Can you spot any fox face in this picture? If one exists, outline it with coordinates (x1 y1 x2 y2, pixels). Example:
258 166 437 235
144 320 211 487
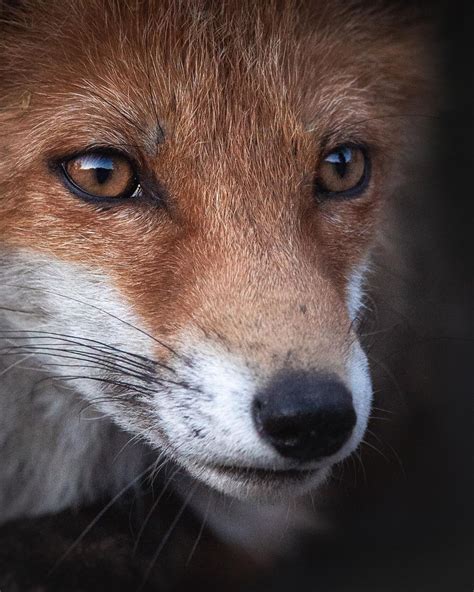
0 1 431 503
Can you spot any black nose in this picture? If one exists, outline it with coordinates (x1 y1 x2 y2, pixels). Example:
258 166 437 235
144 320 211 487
253 372 356 462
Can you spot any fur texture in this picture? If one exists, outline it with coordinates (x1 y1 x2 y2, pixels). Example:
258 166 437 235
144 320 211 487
0 0 433 558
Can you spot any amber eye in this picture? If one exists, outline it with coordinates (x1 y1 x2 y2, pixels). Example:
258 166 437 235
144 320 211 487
316 144 369 199
61 151 139 201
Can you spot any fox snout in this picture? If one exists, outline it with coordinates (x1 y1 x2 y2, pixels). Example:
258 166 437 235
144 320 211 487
152 258 372 500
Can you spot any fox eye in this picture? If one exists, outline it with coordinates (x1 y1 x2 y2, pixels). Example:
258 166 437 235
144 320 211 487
315 144 369 199
61 151 139 201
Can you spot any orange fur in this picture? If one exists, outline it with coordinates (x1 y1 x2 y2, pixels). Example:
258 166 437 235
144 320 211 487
0 0 433 371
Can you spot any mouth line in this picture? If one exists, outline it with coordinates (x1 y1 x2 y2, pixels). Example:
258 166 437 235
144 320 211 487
206 462 319 483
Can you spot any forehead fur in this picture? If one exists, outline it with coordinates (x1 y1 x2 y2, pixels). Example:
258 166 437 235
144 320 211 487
1 0 431 161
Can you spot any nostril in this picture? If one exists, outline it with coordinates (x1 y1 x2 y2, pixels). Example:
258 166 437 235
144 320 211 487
252 372 357 462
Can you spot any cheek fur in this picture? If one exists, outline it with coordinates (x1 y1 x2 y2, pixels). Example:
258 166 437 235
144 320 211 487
0 238 373 503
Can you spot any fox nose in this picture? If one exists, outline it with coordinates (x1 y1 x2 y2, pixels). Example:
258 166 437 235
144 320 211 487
253 372 356 462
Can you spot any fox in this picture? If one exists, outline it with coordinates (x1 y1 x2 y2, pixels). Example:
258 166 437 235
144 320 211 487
0 0 434 570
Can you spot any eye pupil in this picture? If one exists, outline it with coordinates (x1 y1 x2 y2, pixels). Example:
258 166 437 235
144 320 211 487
335 151 349 178
325 147 352 178
95 167 112 185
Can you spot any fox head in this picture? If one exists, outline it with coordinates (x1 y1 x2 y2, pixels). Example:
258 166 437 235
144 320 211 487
0 0 432 501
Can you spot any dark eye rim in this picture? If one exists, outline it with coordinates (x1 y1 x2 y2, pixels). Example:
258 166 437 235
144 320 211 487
314 142 371 202
56 147 141 204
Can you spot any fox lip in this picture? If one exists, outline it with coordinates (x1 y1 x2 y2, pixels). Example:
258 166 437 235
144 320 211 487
204 462 320 484
188 461 327 500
